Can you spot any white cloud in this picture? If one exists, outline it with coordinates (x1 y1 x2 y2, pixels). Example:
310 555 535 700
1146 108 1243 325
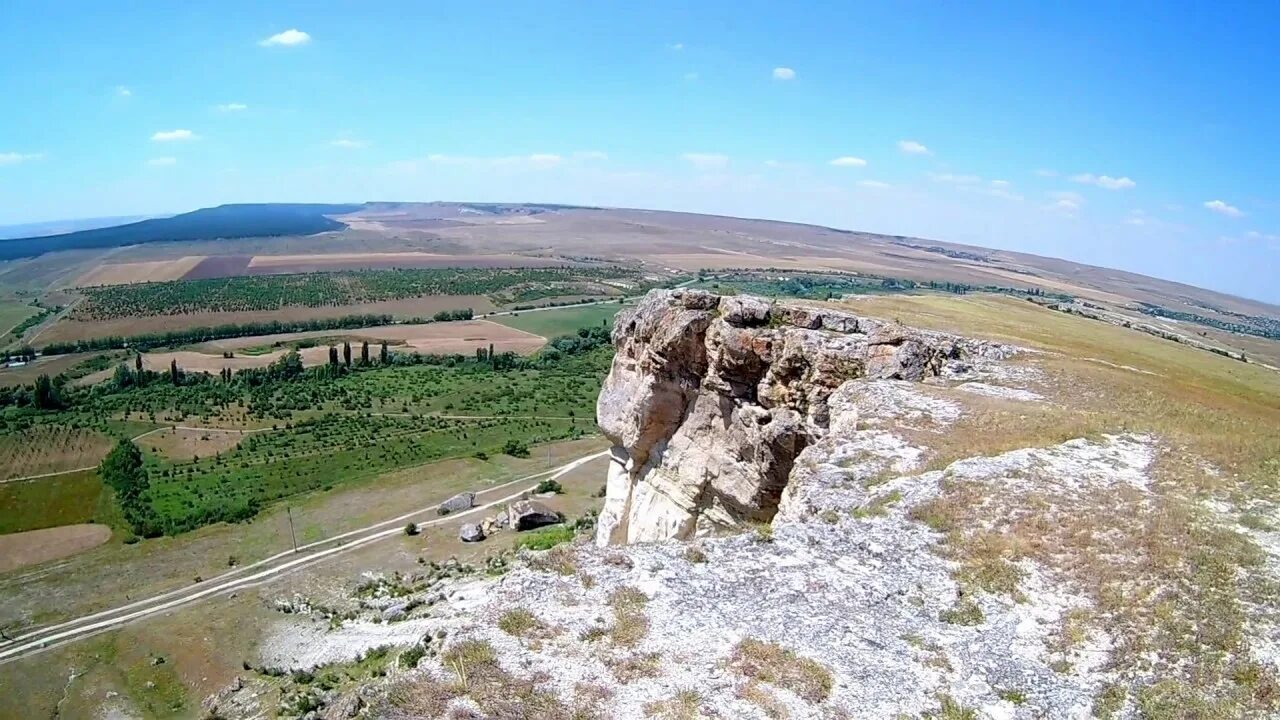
682 153 730 170
115 86 132 98
147 157 177 167
217 103 248 112
151 129 197 142
0 152 42 166
858 180 892 189
897 140 929 155
928 172 981 185
772 67 796 81
573 151 608 161
1203 199 1243 218
1034 168 1057 177
330 138 368 149
1070 173 1136 190
669 42 684 51
259 29 311 47
1045 191 1084 215
527 153 563 168
829 156 867 168
990 179 1010 187
1245 230 1279 242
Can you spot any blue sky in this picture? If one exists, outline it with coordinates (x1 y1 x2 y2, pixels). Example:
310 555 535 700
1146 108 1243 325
1 2 1277 303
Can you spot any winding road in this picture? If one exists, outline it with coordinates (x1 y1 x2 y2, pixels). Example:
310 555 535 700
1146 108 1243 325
0 450 607 665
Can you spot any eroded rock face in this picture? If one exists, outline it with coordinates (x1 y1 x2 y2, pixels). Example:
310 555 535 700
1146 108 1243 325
596 289 992 545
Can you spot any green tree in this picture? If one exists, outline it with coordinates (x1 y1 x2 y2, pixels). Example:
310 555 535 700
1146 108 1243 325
328 346 339 367
169 358 180 385
360 341 369 366
342 341 352 368
380 341 389 364
33 373 60 409
134 352 143 374
100 438 158 536
112 363 135 389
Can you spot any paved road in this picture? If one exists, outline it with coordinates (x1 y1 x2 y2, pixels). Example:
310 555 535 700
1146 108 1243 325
0 450 608 665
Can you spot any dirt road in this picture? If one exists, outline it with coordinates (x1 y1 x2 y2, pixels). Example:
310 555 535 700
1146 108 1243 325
0 450 607 664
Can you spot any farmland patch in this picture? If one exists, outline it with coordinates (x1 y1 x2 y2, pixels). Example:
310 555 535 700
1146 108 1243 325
73 256 206 287
0 523 111 573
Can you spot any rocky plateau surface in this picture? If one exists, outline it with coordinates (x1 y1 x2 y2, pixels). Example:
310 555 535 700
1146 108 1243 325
205 290 1278 720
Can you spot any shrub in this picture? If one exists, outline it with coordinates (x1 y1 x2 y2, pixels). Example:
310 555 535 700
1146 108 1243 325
404 522 420 536
730 638 834 703
534 478 564 494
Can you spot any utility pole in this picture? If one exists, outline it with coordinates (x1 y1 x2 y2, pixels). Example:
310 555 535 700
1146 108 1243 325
286 506 298 553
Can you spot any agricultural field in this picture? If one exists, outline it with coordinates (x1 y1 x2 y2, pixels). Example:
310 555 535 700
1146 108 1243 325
491 301 624 337
0 425 115 480
0 297 39 336
135 427 253 461
145 414 593 534
0 327 611 542
0 469 119 535
72 267 636 320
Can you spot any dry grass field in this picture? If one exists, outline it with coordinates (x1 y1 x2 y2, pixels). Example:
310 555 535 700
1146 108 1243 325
244 252 565 273
0 523 112 574
837 293 1280 714
34 295 501 346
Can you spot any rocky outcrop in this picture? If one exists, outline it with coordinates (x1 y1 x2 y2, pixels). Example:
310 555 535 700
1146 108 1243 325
507 500 562 531
458 523 485 543
596 289 1001 545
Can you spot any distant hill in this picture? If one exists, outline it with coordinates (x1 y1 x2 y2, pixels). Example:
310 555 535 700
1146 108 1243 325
0 215 163 240
0 203 363 260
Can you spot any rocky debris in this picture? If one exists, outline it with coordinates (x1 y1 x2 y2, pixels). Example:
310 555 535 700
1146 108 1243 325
507 499 562 531
321 693 362 719
438 491 475 516
381 602 409 622
459 522 485 543
596 288 1011 544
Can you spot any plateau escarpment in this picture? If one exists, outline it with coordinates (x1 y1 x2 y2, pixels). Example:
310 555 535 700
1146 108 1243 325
595 289 1011 544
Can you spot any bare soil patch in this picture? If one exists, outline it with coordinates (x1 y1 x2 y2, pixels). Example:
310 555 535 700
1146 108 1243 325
73 257 206 287
0 523 111 574
37 295 501 346
135 427 250 461
146 320 545 373
180 255 252 280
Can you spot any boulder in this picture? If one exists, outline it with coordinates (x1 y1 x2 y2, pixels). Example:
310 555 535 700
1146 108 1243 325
508 500 563 531
381 602 408 622
438 491 475 516
459 523 485 542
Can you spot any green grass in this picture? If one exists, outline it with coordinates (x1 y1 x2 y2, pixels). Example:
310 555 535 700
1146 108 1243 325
491 303 622 338
513 525 574 551
0 298 39 337
0 470 120 534
144 414 593 534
